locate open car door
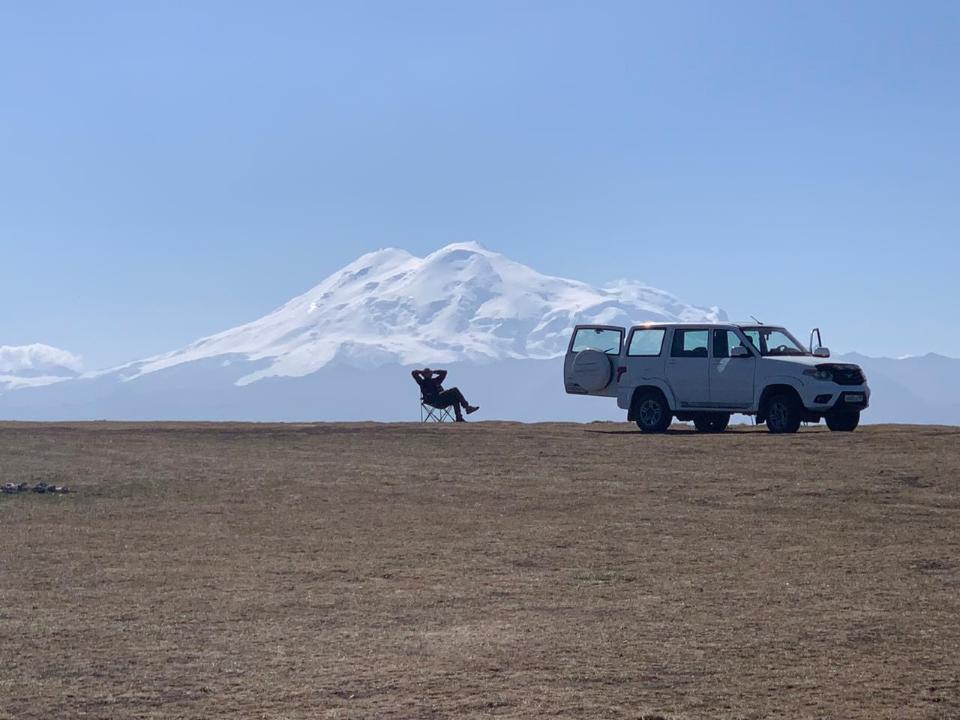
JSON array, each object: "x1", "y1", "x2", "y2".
[{"x1": 564, "y1": 325, "x2": 625, "y2": 397}]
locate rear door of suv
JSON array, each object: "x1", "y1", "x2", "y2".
[
  {"x1": 564, "y1": 325, "x2": 625, "y2": 397},
  {"x1": 664, "y1": 328, "x2": 711, "y2": 408}
]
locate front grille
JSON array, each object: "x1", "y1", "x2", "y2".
[{"x1": 830, "y1": 364, "x2": 865, "y2": 386}]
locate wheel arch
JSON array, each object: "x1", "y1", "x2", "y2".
[
  {"x1": 757, "y1": 383, "x2": 803, "y2": 423},
  {"x1": 627, "y1": 384, "x2": 674, "y2": 421}
]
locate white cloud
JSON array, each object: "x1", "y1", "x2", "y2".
[{"x1": 0, "y1": 344, "x2": 83, "y2": 375}]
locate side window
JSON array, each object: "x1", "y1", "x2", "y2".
[
  {"x1": 742, "y1": 329, "x2": 761, "y2": 353},
  {"x1": 571, "y1": 327, "x2": 623, "y2": 355},
  {"x1": 713, "y1": 330, "x2": 750, "y2": 358},
  {"x1": 670, "y1": 329, "x2": 709, "y2": 358},
  {"x1": 627, "y1": 328, "x2": 666, "y2": 357}
]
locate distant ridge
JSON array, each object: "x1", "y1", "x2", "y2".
[{"x1": 1, "y1": 244, "x2": 958, "y2": 425}]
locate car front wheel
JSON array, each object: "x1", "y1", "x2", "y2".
[
  {"x1": 765, "y1": 393, "x2": 802, "y2": 434},
  {"x1": 826, "y1": 411, "x2": 860, "y2": 432}
]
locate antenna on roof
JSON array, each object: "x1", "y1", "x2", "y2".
[{"x1": 750, "y1": 315, "x2": 763, "y2": 325}]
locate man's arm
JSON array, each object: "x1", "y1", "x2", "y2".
[
  {"x1": 411, "y1": 369, "x2": 423, "y2": 381},
  {"x1": 434, "y1": 369, "x2": 448, "y2": 384}
]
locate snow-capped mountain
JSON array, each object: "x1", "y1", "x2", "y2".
[
  {"x1": 2, "y1": 242, "x2": 958, "y2": 424},
  {"x1": 114, "y1": 242, "x2": 725, "y2": 386}
]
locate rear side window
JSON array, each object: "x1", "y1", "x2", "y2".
[
  {"x1": 627, "y1": 328, "x2": 666, "y2": 357},
  {"x1": 571, "y1": 327, "x2": 623, "y2": 355},
  {"x1": 670, "y1": 329, "x2": 709, "y2": 358}
]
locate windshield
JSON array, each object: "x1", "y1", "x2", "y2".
[{"x1": 740, "y1": 327, "x2": 808, "y2": 356}]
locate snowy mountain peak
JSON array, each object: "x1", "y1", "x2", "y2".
[
  {"x1": 428, "y1": 240, "x2": 489, "y2": 255},
  {"x1": 120, "y1": 243, "x2": 726, "y2": 385}
]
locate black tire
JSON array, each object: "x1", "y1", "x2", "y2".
[
  {"x1": 826, "y1": 411, "x2": 860, "y2": 432},
  {"x1": 765, "y1": 393, "x2": 802, "y2": 434},
  {"x1": 633, "y1": 391, "x2": 672, "y2": 433},
  {"x1": 693, "y1": 413, "x2": 730, "y2": 433}
]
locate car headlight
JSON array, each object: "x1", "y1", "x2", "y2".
[{"x1": 802, "y1": 367, "x2": 834, "y2": 382}]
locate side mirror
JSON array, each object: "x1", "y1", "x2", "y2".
[
  {"x1": 813, "y1": 347, "x2": 831, "y2": 358},
  {"x1": 730, "y1": 346, "x2": 750, "y2": 358}
]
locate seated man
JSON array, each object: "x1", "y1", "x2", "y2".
[{"x1": 411, "y1": 367, "x2": 479, "y2": 422}]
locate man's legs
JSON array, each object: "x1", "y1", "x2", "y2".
[
  {"x1": 451, "y1": 388, "x2": 480, "y2": 415},
  {"x1": 432, "y1": 387, "x2": 475, "y2": 421},
  {"x1": 446, "y1": 388, "x2": 479, "y2": 416}
]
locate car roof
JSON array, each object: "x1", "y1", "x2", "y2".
[{"x1": 629, "y1": 321, "x2": 780, "y2": 329}]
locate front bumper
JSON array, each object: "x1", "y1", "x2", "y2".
[{"x1": 803, "y1": 386, "x2": 870, "y2": 414}]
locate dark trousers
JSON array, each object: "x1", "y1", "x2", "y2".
[{"x1": 425, "y1": 387, "x2": 469, "y2": 414}]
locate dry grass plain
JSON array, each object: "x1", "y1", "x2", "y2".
[{"x1": 1, "y1": 421, "x2": 959, "y2": 720}]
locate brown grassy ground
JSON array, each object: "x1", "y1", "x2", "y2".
[{"x1": 1, "y1": 422, "x2": 959, "y2": 719}]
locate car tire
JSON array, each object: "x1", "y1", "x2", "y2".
[
  {"x1": 634, "y1": 391, "x2": 672, "y2": 433},
  {"x1": 693, "y1": 413, "x2": 730, "y2": 433},
  {"x1": 765, "y1": 393, "x2": 802, "y2": 434},
  {"x1": 825, "y1": 411, "x2": 860, "y2": 432}
]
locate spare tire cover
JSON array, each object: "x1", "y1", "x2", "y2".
[{"x1": 571, "y1": 349, "x2": 613, "y2": 392}]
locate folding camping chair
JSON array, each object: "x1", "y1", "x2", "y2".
[{"x1": 420, "y1": 395, "x2": 455, "y2": 422}]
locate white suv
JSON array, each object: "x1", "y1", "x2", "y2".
[{"x1": 564, "y1": 322, "x2": 869, "y2": 433}]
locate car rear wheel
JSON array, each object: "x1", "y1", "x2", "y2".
[
  {"x1": 826, "y1": 411, "x2": 860, "y2": 432},
  {"x1": 765, "y1": 393, "x2": 802, "y2": 434},
  {"x1": 693, "y1": 413, "x2": 730, "y2": 433},
  {"x1": 634, "y1": 392, "x2": 672, "y2": 433}
]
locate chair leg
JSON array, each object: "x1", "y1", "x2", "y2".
[{"x1": 421, "y1": 401, "x2": 455, "y2": 423}]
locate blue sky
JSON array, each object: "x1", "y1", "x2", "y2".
[{"x1": 2, "y1": 1, "x2": 958, "y2": 367}]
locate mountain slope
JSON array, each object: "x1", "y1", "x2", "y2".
[{"x1": 112, "y1": 242, "x2": 724, "y2": 386}]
